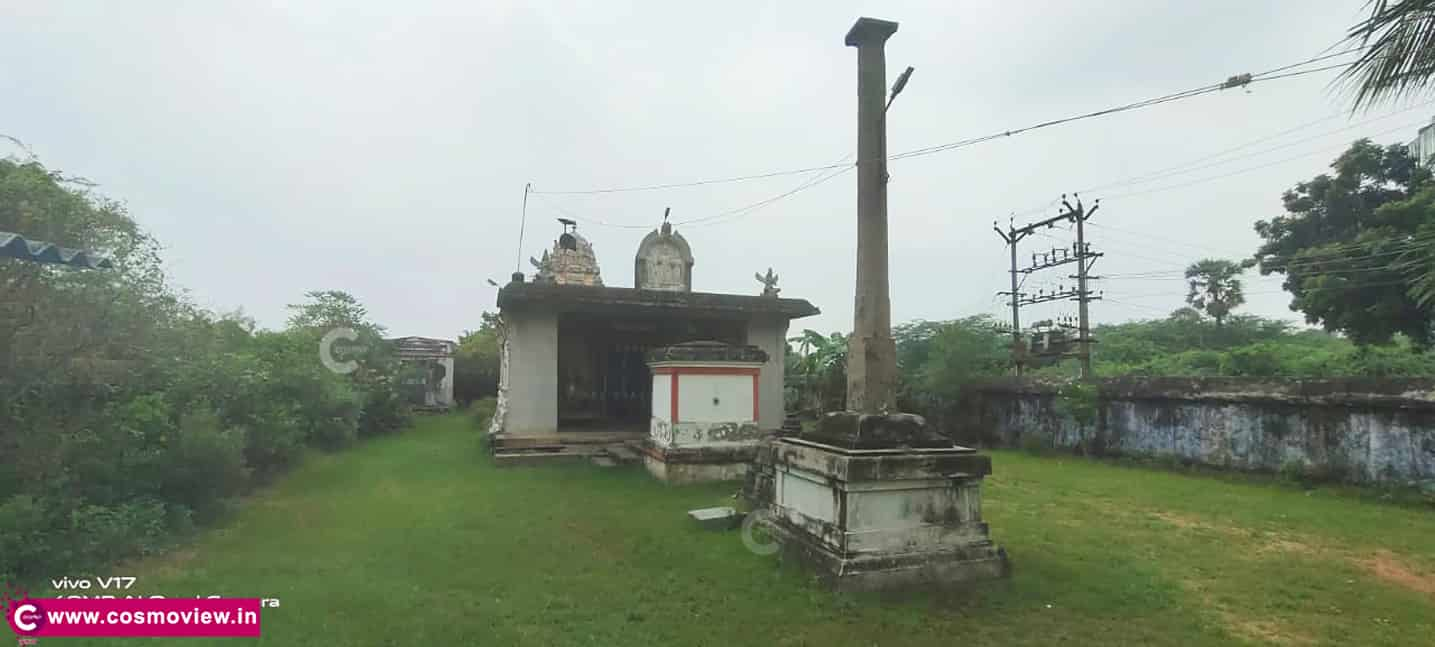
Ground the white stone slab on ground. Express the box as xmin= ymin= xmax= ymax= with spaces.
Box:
xmin=687 ymin=506 xmax=743 ymax=530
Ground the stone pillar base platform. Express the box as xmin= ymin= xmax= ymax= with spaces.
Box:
xmin=745 ymin=412 xmax=1010 ymax=591
xmin=641 ymin=440 xmax=758 ymax=484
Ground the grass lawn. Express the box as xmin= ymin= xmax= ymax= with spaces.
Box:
xmin=61 ymin=414 xmax=1435 ymax=646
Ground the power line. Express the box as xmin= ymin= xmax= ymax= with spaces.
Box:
xmin=1103 ymin=297 xmax=1181 ymax=314
xmin=1009 ymin=101 xmax=1426 ymax=219
xmin=1088 ymin=227 xmax=1435 ymax=273
xmin=1102 ymin=118 xmax=1427 ymax=201
xmin=530 ymin=193 xmax=654 ymax=229
xmin=531 ymin=161 xmax=852 ymax=196
xmin=1087 ymin=222 xmax=1252 ymax=261
xmin=677 ymin=156 xmax=854 ymax=228
xmin=533 ymin=47 xmax=1368 ymax=197
xmin=514 ymin=182 xmax=531 ymax=273
xmin=1084 ymin=101 xmax=1435 ymax=196
xmin=1096 ymin=239 xmax=1435 ymax=281
xmin=886 ymin=50 xmax=1367 ymax=164
xmin=1110 ymin=278 xmax=1415 ymax=301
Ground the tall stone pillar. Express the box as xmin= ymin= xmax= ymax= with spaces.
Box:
xmin=845 ymin=17 xmax=899 ymax=414
xmin=743 ymin=17 xmax=1009 ymax=592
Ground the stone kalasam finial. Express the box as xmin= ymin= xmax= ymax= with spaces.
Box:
xmin=756 ymin=268 xmax=780 ymax=297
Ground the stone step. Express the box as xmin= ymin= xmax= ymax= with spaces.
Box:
xmin=492 ymin=432 xmax=646 ymax=449
xmin=492 ymin=448 xmax=594 ymax=467
xmin=604 ymin=444 xmax=642 ymax=463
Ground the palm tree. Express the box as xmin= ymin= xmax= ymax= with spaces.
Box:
xmin=1185 ymin=259 xmax=1246 ymax=327
xmin=1338 ymin=0 xmax=1435 ymax=109
xmin=787 ymin=329 xmax=848 ymax=413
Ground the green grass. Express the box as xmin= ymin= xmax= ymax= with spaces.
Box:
xmin=60 ymin=414 xmax=1435 ymax=646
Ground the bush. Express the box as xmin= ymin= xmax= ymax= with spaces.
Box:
xmin=468 ymin=397 xmax=497 ymax=426
xmin=1055 ymin=381 xmax=1101 ymax=427
xmin=307 ymin=381 xmax=361 ymax=450
xmin=0 ymin=494 xmax=50 ymax=582
xmin=358 ymin=384 xmax=411 ymax=437
xmin=239 ymin=407 xmax=308 ymax=478
xmin=68 ymin=500 xmax=173 ymax=569
xmin=0 ymin=160 xmax=421 ymax=586
xmin=156 ymin=410 xmax=250 ymax=519
xmin=1222 ymin=343 xmax=1285 ymax=377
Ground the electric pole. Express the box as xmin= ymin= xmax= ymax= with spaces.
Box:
xmin=992 ymin=194 xmax=1103 ymax=378
xmin=993 ymin=222 xmax=1029 ymax=376
xmin=1061 ymin=194 xmax=1100 ymax=379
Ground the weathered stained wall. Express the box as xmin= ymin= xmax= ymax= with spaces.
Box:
xmin=746 ymin=316 xmax=789 ymax=431
xmin=950 ymin=378 xmax=1435 ymax=485
xmin=500 ymin=311 xmax=559 ymax=435
xmin=436 ymin=356 xmax=455 ymax=407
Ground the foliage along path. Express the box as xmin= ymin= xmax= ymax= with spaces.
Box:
xmin=69 ymin=414 xmax=1435 ymax=646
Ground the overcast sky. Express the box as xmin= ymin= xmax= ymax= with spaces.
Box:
xmin=3 ymin=1 xmax=1430 ymax=339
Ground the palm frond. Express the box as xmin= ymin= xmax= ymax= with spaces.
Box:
xmin=1337 ymin=0 xmax=1435 ymax=109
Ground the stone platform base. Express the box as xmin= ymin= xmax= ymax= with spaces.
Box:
xmin=745 ymin=431 xmax=1010 ymax=592
xmin=761 ymin=517 xmax=1010 ymax=592
xmin=640 ymin=441 xmax=756 ymax=483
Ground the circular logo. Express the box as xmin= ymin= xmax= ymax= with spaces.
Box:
xmin=8 ymin=600 xmax=45 ymax=635
xmin=319 ymin=327 xmax=360 ymax=374
xmin=740 ymin=510 xmax=781 ymax=556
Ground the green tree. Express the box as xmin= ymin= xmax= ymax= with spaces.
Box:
xmin=286 ymin=290 xmax=382 ymax=337
xmin=1386 ymin=186 xmax=1435 ymax=307
xmin=1252 ymin=139 xmax=1432 ymax=346
xmin=912 ymin=316 xmax=1010 ymax=401
xmin=1184 ymin=259 xmax=1246 ymax=326
xmin=1337 ymin=0 xmax=1435 ymax=109
xmin=454 ymin=312 xmax=502 ymax=404
xmin=787 ymin=329 xmax=848 ymax=414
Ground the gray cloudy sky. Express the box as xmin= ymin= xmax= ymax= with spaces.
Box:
xmin=3 ymin=1 xmax=1428 ymax=340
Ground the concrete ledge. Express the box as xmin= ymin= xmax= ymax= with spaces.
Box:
xmin=771 ymin=438 xmax=991 ymax=482
xmin=761 ymin=516 xmax=1009 ymax=592
xmin=644 ymin=455 xmax=748 ymax=483
xmin=642 ymin=440 xmax=757 ymax=464
xmin=800 ymin=410 xmax=952 ymax=449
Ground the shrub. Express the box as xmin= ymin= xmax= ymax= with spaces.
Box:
xmin=1019 ymin=433 xmax=1049 ymax=454
xmin=1056 ymin=381 xmax=1101 ymax=428
xmin=68 ymin=500 xmax=172 ymax=569
xmin=239 ymin=407 xmax=308 ymax=478
xmin=0 ymin=494 xmax=50 ymax=582
xmin=1222 ymin=343 xmax=1285 ymax=377
xmin=156 ymin=410 xmax=250 ymax=519
xmin=307 ymin=381 xmax=361 ymax=450
xmin=468 ymin=397 xmax=497 ymax=427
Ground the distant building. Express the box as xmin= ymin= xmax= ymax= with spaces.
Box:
xmin=1408 ymin=118 xmax=1435 ymax=168
xmin=388 ymin=336 xmax=456 ymax=409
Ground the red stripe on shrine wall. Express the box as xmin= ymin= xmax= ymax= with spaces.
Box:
xmin=670 ymin=373 xmax=680 ymax=423
xmin=752 ymin=374 xmax=759 ymax=422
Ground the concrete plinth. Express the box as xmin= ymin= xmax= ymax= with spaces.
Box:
xmin=641 ymin=439 xmax=758 ymax=484
xmin=643 ymin=341 xmax=770 ymax=483
xmin=745 ymin=431 xmax=1009 ymax=591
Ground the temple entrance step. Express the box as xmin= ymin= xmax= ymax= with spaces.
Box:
xmin=603 ymin=444 xmax=642 ymax=464
xmin=492 ymin=446 xmax=598 ymax=467
xmin=492 ymin=431 xmax=646 ymax=450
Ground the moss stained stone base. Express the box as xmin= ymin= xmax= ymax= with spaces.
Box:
xmin=746 ymin=432 xmax=1010 ymax=591
xmin=761 ymin=517 xmax=1009 ymax=592
xmin=641 ymin=440 xmax=757 ymax=483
